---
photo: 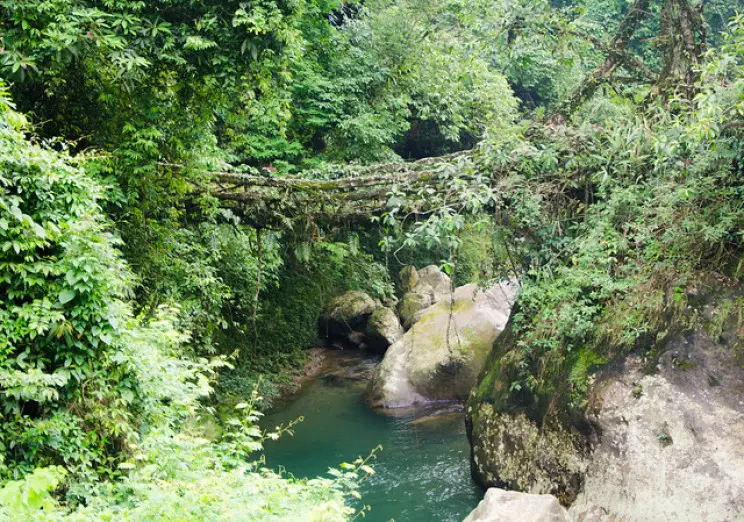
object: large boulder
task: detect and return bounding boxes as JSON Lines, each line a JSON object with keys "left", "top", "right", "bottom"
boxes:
{"left": 568, "top": 327, "right": 744, "bottom": 521}
{"left": 397, "top": 264, "right": 452, "bottom": 327}
{"left": 463, "top": 488, "right": 573, "bottom": 522}
{"left": 364, "top": 307, "right": 404, "bottom": 355}
{"left": 369, "top": 281, "right": 518, "bottom": 408}
{"left": 320, "top": 290, "right": 379, "bottom": 339}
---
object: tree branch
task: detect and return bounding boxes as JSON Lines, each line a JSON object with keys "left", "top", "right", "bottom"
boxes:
{"left": 556, "top": 0, "right": 651, "bottom": 116}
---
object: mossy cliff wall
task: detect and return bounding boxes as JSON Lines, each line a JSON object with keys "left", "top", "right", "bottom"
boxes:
{"left": 465, "top": 313, "right": 589, "bottom": 505}
{"left": 466, "top": 280, "right": 744, "bottom": 514}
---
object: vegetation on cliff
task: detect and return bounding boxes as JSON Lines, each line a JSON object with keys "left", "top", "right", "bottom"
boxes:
{"left": 2, "top": 0, "right": 744, "bottom": 518}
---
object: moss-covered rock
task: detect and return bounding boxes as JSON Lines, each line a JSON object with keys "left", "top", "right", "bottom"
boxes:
{"left": 467, "top": 403, "right": 587, "bottom": 505}
{"left": 369, "top": 282, "right": 517, "bottom": 408}
{"left": 364, "top": 307, "right": 404, "bottom": 354}
{"left": 320, "top": 290, "right": 380, "bottom": 338}
{"left": 465, "top": 313, "right": 589, "bottom": 505}
{"left": 398, "top": 292, "right": 434, "bottom": 327}
{"left": 397, "top": 265, "right": 420, "bottom": 294}
{"left": 397, "top": 264, "right": 452, "bottom": 327}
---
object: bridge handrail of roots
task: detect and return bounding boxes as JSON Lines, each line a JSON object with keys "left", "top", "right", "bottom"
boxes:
{"left": 207, "top": 150, "right": 477, "bottom": 225}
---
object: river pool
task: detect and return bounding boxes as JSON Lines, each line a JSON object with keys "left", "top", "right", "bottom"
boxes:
{"left": 261, "top": 351, "right": 482, "bottom": 522}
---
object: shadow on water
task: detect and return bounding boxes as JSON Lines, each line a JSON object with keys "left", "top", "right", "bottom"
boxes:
{"left": 261, "top": 350, "right": 482, "bottom": 522}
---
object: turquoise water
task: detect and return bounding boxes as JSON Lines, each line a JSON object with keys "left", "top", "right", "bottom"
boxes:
{"left": 261, "top": 352, "right": 482, "bottom": 522}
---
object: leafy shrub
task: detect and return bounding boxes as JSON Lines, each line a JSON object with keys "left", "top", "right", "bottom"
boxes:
{"left": 0, "top": 382, "right": 370, "bottom": 522}
{"left": 0, "top": 84, "right": 138, "bottom": 477}
{"left": 0, "top": 83, "right": 365, "bottom": 521}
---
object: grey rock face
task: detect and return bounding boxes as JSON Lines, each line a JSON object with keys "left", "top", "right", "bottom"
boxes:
{"left": 568, "top": 328, "right": 744, "bottom": 522}
{"left": 463, "top": 488, "right": 573, "bottom": 522}
{"left": 468, "top": 290, "right": 744, "bottom": 521}
{"left": 414, "top": 264, "right": 451, "bottom": 296}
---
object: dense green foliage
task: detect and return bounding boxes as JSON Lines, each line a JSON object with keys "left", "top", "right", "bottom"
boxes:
{"left": 0, "top": 0, "right": 512, "bottom": 366}
{"left": 418, "top": 20, "right": 744, "bottom": 420}
{"left": 0, "top": 88, "right": 370, "bottom": 520}
{"left": 0, "top": 85, "right": 144, "bottom": 478}
{"left": 2, "top": 0, "right": 744, "bottom": 518}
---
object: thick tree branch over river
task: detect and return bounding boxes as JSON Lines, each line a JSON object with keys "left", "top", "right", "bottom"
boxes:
{"left": 207, "top": 152, "right": 472, "bottom": 225}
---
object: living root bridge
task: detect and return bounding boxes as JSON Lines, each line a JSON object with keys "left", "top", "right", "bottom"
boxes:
{"left": 207, "top": 0, "right": 707, "bottom": 228}
{"left": 209, "top": 151, "right": 478, "bottom": 226}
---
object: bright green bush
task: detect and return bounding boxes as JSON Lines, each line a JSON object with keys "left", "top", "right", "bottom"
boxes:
{"left": 0, "top": 83, "right": 138, "bottom": 477}
{"left": 0, "top": 82, "right": 364, "bottom": 521}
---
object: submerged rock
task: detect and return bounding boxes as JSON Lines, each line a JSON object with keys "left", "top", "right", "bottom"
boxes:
{"left": 320, "top": 290, "right": 379, "bottom": 338}
{"left": 346, "top": 330, "right": 367, "bottom": 349}
{"left": 463, "top": 488, "right": 572, "bottom": 522}
{"left": 364, "top": 307, "right": 404, "bottom": 354}
{"left": 397, "top": 264, "right": 452, "bottom": 327}
{"left": 369, "top": 281, "right": 518, "bottom": 408}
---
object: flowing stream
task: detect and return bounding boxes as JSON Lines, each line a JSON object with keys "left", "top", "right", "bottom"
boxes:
{"left": 261, "top": 350, "right": 482, "bottom": 522}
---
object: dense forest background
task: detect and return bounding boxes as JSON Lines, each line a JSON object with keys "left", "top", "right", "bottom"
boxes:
{"left": 1, "top": 0, "right": 744, "bottom": 519}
